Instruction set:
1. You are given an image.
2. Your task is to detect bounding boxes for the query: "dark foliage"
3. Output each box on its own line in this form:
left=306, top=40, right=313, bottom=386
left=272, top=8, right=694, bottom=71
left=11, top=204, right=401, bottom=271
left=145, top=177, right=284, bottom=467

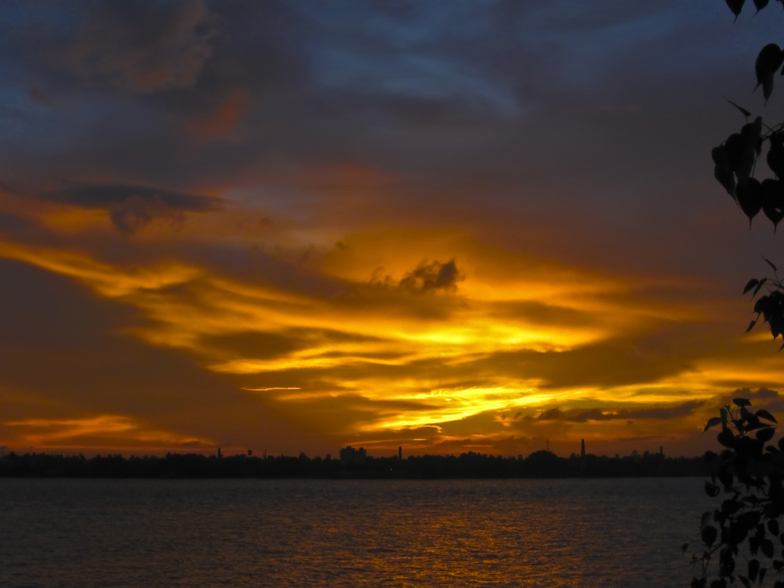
left=689, top=399, right=783, bottom=588
left=693, top=4, right=784, bottom=583
left=714, top=1, right=784, bottom=347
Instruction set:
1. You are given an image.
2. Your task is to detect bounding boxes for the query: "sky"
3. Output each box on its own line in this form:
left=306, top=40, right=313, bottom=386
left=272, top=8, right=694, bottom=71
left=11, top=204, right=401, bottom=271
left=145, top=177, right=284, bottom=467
left=2, top=0, right=784, bottom=459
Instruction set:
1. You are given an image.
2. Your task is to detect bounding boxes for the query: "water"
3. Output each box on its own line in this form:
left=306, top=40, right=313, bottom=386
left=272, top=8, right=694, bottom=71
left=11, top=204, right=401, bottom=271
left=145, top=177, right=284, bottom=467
left=1, top=478, right=711, bottom=587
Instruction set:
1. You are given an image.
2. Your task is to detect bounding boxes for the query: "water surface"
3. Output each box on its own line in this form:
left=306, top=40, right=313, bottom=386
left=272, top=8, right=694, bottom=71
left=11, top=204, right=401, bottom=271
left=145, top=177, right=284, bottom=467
left=1, top=478, right=711, bottom=587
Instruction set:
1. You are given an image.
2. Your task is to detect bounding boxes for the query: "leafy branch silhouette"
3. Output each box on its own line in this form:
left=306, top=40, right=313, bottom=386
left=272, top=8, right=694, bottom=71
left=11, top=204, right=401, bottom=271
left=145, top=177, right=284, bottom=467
left=691, top=399, right=780, bottom=588
left=711, top=0, right=784, bottom=343
left=691, top=3, right=784, bottom=587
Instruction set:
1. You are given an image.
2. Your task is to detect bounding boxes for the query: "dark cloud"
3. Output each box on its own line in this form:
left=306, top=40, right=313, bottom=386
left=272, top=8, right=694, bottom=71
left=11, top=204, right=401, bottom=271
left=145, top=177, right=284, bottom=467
left=62, top=0, right=219, bottom=93
left=532, top=400, right=705, bottom=423
left=0, top=213, right=34, bottom=233
left=372, top=259, right=464, bottom=293
left=730, top=387, right=780, bottom=401
left=724, top=388, right=784, bottom=415
left=535, top=408, right=567, bottom=421
left=198, top=327, right=389, bottom=364
left=399, top=259, right=463, bottom=292
left=590, top=401, right=702, bottom=421
left=41, top=182, right=221, bottom=233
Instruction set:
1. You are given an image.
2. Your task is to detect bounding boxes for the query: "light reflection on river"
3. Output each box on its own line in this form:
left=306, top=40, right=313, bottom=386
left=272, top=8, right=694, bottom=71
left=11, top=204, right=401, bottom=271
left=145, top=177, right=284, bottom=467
left=1, top=478, right=711, bottom=587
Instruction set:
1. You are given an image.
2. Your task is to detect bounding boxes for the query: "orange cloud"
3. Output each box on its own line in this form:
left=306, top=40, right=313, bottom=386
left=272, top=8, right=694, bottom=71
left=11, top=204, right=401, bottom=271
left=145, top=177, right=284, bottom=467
left=2, top=415, right=214, bottom=451
left=0, top=222, right=770, bottom=457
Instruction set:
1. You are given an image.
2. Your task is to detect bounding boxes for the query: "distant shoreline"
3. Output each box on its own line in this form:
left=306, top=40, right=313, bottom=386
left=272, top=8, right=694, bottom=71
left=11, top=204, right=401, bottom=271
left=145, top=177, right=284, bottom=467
left=0, top=449, right=717, bottom=479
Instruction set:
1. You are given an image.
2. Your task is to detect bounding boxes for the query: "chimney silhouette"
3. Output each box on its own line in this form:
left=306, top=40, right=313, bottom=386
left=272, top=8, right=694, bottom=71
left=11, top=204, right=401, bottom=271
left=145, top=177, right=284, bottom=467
left=581, top=439, right=585, bottom=459
left=399, top=446, right=402, bottom=461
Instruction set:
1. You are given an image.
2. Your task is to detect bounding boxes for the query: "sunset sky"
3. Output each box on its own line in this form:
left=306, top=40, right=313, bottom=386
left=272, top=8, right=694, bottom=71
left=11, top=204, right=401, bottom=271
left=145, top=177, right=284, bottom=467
left=2, top=0, right=784, bottom=458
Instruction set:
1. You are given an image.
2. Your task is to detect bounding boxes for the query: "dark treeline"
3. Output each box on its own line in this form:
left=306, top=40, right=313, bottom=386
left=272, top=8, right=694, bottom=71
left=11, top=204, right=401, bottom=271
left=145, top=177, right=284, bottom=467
left=0, top=449, right=719, bottom=479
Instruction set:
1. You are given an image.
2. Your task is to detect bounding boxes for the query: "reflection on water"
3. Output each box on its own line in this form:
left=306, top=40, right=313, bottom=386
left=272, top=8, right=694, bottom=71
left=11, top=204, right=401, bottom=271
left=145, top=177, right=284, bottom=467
left=1, top=478, right=711, bottom=587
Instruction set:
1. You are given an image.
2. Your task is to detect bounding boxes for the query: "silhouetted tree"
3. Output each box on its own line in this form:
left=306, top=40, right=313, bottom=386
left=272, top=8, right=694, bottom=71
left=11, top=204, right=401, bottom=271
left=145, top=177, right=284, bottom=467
left=713, top=1, right=784, bottom=347
left=689, top=3, right=784, bottom=585
left=691, top=398, right=781, bottom=588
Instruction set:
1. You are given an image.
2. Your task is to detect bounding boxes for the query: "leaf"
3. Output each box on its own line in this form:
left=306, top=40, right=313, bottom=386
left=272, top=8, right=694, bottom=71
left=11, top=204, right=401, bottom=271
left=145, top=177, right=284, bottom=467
left=756, top=44, right=784, bottom=101
left=713, top=143, right=737, bottom=196
left=754, top=277, right=769, bottom=296
left=728, top=99, right=752, bottom=117
left=745, top=278, right=760, bottom=293
left=721, top=553, right=735, bottom=576
left=757, top=427, right=776, bottom=442
left=726, top=132, right=754, bottom=183
left=726, top=0, right=746, bottom=18
left=718, top=427, right=736, bottom=448
left=702, top=525, right=718, bottom=547
left=734, top=398, right=753, bottom=406
left=762, top=538, right=775, bottom=558
left=764, top=256, right=778, bottom=272
left=722, top=498, right=743, bottom=515
left=749, top=558, right=760, bottom=582
left=768, top=133, right=784, bottom=178
left=756, top=408, right=778, bottom=423
left=760, top=568, right=767, bottom=585
left=762, top=179, right=784, bottom=232
left=737, top=177, right=764, bottom=223
left=747, top=319, right=758, bottom=333
left=755, top=0, right=771, bottom=12
left=705, top=481, right=720, bottom=496
left=754, top=295, right=772, bottom=316
left=768, top=518, right=779, bottom=535
left=739, top=575, right=751, bottom=588
left=705, top=417, right=723, bottom=431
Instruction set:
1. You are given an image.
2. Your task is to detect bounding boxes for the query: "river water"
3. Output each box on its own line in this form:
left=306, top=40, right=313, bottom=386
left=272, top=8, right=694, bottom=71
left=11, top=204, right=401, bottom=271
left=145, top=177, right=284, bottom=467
left=1, top=477, right=712, bottom=587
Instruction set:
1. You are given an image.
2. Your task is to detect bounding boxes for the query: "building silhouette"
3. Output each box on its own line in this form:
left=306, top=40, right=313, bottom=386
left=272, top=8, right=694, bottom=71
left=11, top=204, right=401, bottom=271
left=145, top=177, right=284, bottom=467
left=340, top=445, right=366, bottom=465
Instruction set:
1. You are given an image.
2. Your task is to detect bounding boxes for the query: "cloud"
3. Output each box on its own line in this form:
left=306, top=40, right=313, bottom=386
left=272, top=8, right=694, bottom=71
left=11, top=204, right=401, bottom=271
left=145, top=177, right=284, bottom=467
left=535, top=408, right=567, bottom=421
left=62, top=0, right=219, bottom=93
left=1, top=415, right=215, bottom=450
left=730, top=387, right=780, bottom=401
left=400, top=259, right=463, bottom=292
left=41, top=183, right=221, bottom=233
left=531, top=400, right=705, bottom=423
left=0, top=259, right=327, bottom=455
left=373, top=259, right=465, bottom=293
left=188, top=90, right=247, bottom=137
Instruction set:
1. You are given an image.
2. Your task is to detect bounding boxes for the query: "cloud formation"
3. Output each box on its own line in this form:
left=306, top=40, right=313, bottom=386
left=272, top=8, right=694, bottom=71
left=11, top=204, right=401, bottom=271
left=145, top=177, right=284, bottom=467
left=62, top=0, right=219, bottom=93
left=531, top=400, right=705, bottom=423
left=0, top=2, right=782, bottom=457
left=41, top=183, right=221, bottom=233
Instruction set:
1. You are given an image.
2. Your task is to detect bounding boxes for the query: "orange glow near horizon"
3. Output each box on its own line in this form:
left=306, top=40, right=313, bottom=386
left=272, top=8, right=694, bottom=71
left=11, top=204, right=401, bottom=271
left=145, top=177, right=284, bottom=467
left=0, top=212, right=778, bottom=459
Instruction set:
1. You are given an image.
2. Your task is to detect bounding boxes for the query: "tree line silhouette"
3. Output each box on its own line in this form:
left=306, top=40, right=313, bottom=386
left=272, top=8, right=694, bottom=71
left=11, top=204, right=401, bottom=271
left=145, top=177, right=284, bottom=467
left=0, top=449, right=716, bottom=479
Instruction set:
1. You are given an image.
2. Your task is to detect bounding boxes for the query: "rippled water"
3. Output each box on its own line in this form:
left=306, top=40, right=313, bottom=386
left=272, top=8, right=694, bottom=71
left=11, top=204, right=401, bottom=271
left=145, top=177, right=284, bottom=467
left=1, top=478, right=711, bottom=587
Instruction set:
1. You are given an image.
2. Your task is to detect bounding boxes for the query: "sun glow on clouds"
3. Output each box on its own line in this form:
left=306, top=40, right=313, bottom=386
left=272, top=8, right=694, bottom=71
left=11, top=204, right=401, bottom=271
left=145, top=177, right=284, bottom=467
left=3, top=415, right=212, bottom=450
left=6, top=1, right=784, bottom=458
left=0, top=218, right=754, bottom=455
